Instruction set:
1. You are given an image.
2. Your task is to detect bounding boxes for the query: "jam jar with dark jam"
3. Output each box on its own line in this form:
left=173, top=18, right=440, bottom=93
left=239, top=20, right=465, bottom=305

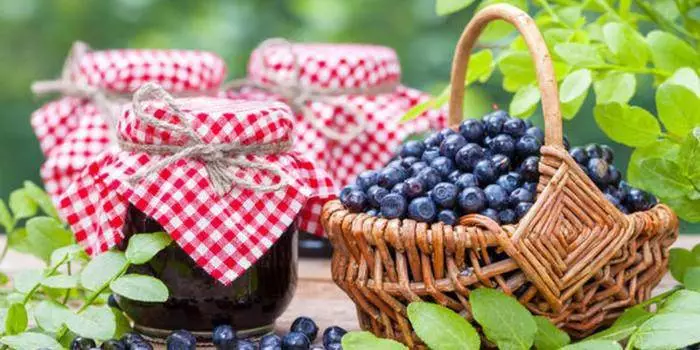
left=116, top=204, right=298, bottom=340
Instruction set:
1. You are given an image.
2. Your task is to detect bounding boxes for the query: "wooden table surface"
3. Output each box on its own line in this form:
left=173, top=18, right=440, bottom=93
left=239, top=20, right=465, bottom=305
left=2, top=235, right=698, bottom=348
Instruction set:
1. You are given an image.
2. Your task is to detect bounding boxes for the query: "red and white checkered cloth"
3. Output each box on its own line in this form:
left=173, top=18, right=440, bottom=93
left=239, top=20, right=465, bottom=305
left=31, top=46, right=227, bottom=207
left=223, top=42, right=447, bottom=235
left=59, top=94, right=334, bottom=284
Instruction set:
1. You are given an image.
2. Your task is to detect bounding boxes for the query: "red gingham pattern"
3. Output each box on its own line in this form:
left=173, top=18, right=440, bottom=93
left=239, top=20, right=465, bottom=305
left=31, top=48, right=227, bottom=208
left=59, top=97, right=334, bottom=285
left=224, top=43, right=447, bottom=235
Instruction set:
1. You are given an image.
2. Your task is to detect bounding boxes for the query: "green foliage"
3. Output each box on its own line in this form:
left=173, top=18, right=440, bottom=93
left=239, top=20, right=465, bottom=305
left=533, top=316, right=570, bottom=350
left=341, top=331, right=408, bottom=350
left=110, top=274, right=169, bottom=303
left=407, top=302, right=480, bottom=350
left=0, top=332, right=62, bottom=350
left=470, top=288, right=537, bottom=350
left=124, top=232, right=172, bottom=265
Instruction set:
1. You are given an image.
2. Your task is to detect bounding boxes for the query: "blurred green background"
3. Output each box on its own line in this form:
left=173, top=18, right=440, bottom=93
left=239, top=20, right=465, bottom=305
left=0, top=0, right=696, bottom=232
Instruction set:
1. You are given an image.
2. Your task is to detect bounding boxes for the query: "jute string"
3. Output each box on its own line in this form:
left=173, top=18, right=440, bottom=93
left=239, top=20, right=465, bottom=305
left=224, top=38, right=400, bottom=143
left=120, top=83, right=292, bottom=195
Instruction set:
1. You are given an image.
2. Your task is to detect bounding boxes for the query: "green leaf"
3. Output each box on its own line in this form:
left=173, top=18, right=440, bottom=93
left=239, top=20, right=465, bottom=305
left=684, top=267, right=700, bottom=291
left=435, top=0, right=475, bottom=16
left=665, top=67, right=700, bottom=96
left=466, top=50, right=494, bottom=85
left=679, top=128, right=700, bottom=179
left=407, top=302, right=480, bottom=350
left=0, top=272, right=8, bottom=286
left=0, top=332, right=63, bottom=350
left=499, top=51, right=536, bottom=92
left=33, top=300, right=71, bottom=332
left=8, top=189, right=38, bottom=220
left=475, top=0, right=527, bottom=42
left=41, top=274, right=79, bottom=289
left=560, top=340, right=622, bottom=350
left=594, top=72, right=636, bottom=104
left=646, top=31, right=699, bottom=72
left=509, top=85, right=540, bottom=118
left=66, top=306, right=116, bottom=341
left=533, top=316, right=570, bottom=350
left=554, top=43, right=604, bottom=67
left=665, top=195, right=700, bottom=222
left=5, top=304, right=28, bottom=335
left=6, top=228, right=32, bottom=255
left=587, top=306, right=652, bottom=341
left=593, top=103, right=662, bottom=147
left=110, top=274, right=169, bottom=302
left=627, top=139, right=680, bottom=188
left=634, top=313, right=700, bottom=350
left=559, top=69, right=591, bottom=119
left=656, top=83, right=700, bottom=136
left=80, top=250, right=128, bottom=291
left=25, top=217, right=73, bottom=262
left=13, top=269, right=44, bottom=294
left=669, top=248, right=698, bottom=283
left=638, top=158, right=693, bottom=199
left=125, top=232, right=172, bottom=264
left=0, top=199, right=13, bottom=232
left=659, top=290, right=700, bottom=314
left=50, top=244, right=86, bottom=268
left=23, top=182, right=59, bottom=220
left=470, top=288, right=537, bottom=350
left=602, top=23, right=648, bottom=68
left=111, top=307, right=132, bottom=339
left=341, top=331, right=408, bottom=350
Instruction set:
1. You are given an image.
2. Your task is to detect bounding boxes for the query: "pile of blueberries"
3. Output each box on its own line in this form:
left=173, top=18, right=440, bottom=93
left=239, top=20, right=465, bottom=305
left=340, top=110, right=656, bottom=225
left=68, top=316, right=345, bottom=350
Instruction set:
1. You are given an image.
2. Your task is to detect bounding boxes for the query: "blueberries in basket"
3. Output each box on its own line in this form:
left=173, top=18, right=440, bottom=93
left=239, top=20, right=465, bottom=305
left=323, top=326, right=347, bottom=348
left=408, top=197, right=437, bottom=222
left=378, top=166, right=408, bottom=188
left=455, top=143, right=485, bottom=171
left=455, top=173, right=479, bottom=189
left=392, top=182, right=407, bottom=195
left=100, top=339, right=127, bottom=350
left=166, top=330, right=196, bottom=350
left=326, top=343, right=343, bottom=350
left=447, top=170, right=462, bottom=184
left=431, top=182, right=459, bottom=208
left=484, top=110, right=508, bottom=136
left=497, top=172, right=521, bottom=194
left=430, top=156, right=455, bottom=178
left=367, top=185, right=389, bottom=208
left=401, top=156, right=419, bottom=168
left=498, top=209, right=517, bottom=225
left=519, top=156, right=540, bottom=182
left=339, top=184, right=361, bottom=204
left=341, top=190, right=367, bottom=213
left=410, top=161, right=429, bottom=176
left=491, top=154, right=511, bottom=174
left=356, top=170, right=378, bottom=190
left=515, top=202, right=534, bottom=219
left=421, top=147, right=441, bottom=164
left=600, top=144, right=614, bottom=163
left=459, top=119, right=485, bottom=143
left=474, top=159, right=498, bottom=185
left=503, top=118, right=526, bottom=137
left=585, top=144, right=603, bottom=159
left=381, top=193, right=408, bottom=219
left=291, top=316, right=319, bottom=342
left=480, top=208, right=500, bottom=223
left=523, top=181, right=537, bottom=193
left=509, top=187, right=534, bottom=206
left=587, top=158, right=610, bottom=187
left=525, top=126, right=544, bottom=143
left=71, top=337, right=97, bottom=350
left=515, top=135, right=542, bottom=158
left=459, top=187, right=487, bottom=213
left=489, top=134, right=515, bottom=158
left=484, top=184, right=508, bottom=210
left=403, top=177, right=426, bottom=198
left=440, top=134, right=467, bottom=159
left=569, top=147, right=588, bottom=165
left=213, top=325, right=237, bottom=350
left=400, top=140, right=425, bottom=158
left=260, top=334, right=282, bottom=349
left=424, top=133, right=443, bottom=148
left=626, top=188, right=653, bottom=212
left=417, top=167, right=441, bottom=190
left=437, top=209, right=458, bottom=225
left=281, top=331, right=311, bottom=350
left=236, top=340, right=256, bottom=350
left=607, top=165, right=621, bottom=186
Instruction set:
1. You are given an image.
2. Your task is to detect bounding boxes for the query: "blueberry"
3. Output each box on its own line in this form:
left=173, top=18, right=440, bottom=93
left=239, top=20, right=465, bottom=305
left=367, top=185, right=389, bottom=208
left=491, top=154, right=511, bottom=174
left=403, top=177, right=426, bottom=198
left=421, top=147, right=441, bottom=164
left=607, top=165, right=621, bottom=186
left=410, top=161, right=429, bottom=176
left=455, top=143, right=485, bottom=171
left=605, top=193, right=622, bottom=208
left=166, top=330, right=196, bottom=350
left=213, top=325, right=237, bottom=350
left=515, top=135, right=542, bottom=158
left=356, top=170, right=378, bottom=190
left=509, top=188, right=534, bottom=205
left=447, top=170, right=462, bottom=184
left=400, top=140, right=426, bottom=158
left=366, top=209, right=378, bottom=216
left=496, top=172, right=522, bottom=194
left=341, top=190, right=367, bottom=213
left=400, top=157, right=419, bottom=168
left=430, top=156, right=454, bottom=178
left=585, top=144, right=603, bottom=159
left=323, top=326, right=347, bottom=348
left=378, top=166, right=408, bottom=188
left=489, top=134, right=515, bottom=158
left=121, top=332, right=146, bottom=347
left=619, top=180, right=631, bottom=199
left=458, top=187, right=487, bottom=213
left=455, top=173, right=479, bottom=189
left=524, top=119, right=534, bottom=128
left=291, top=317, right=319, bottom=342
left=440, top=134, right=468, bottom=159
left=281, top=332, right=311, bottom=350
left=525, top=126, right=544, bottom=143
left=387, top=159, right=403, bottom=169
left=484, top=110, right=508, bottom=136
left=339, top=184, right=361, bottom=204
left=519, top=156, right=540, bottom=182
left=416, top=167, right=441, bottom=190
left=392, top=182, right=407, bottom=195
left=431, top=182, right=459, bottom=208
left=498, top=209, right=517, bottom=224
left=484, top=184, right=509, bottom=210
left=380, top=193, right=407, bottom=219
left=569, top=147, right=588, bottom=165
left=437, top=209, right=458, bottom=225
left=71, top=337, right=96, bottom=350
left=503, top=118, right=526, bottom=137
left=326, top=343, right=343, bottom=350
left=522, top=181, right=537, bottom=193
left=484, top=135, right=494, bottom=149
left=587, top=158, right=610, bottom=187
left=108, top=294, right=120, bottom=310
left=459, top=119, right=486, bottom=143
left=408, top=197, right=437, bottom=222
left=515, top=202, right=533, bottom=219
left=424, top=133, right=444, bottom=148
left=438, top=128, right=457, bottom=139
left=479, top=208, right=500, bottom=223
left=626, top=188, right=652, bottom=212
left=600, top=144, right=614, bottom=163
left=605, top=186, right=623, bottom=201
left=236, top=340, right=256, bottom=350
left=473, top=159, right=498, bottom=185
left=101, top=340, right=127, bottom=350
left=260, top=334, right=282, bottom=349
left=129, top=341, right=153, bottom=350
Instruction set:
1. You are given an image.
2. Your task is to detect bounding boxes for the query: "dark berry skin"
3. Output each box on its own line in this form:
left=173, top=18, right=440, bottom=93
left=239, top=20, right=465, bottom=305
left=100, top=340, right=127, bottom=350
left=392, top=183, right=407, bottom=195
left=607, top=165, right=621, bottom=186
left=458, top=187, right=487, bottom=213
left=491, top=154, right=511, bottom=174
left=410, top=161, right=429, bottom=176
left=281, top=332, right=311, bottom=350
left=71, top=337, right=97, bottom=350
left=447, top=170, right=462, bottom=184
left=455, top=173, right=479, bottom=189
left=503, top=118, right=527, bottom=137
left=605, top=193, right=622, bottom=208
left=326, top=342, right=343, bottom=350
left=129, top=341, right=154, bottom=350
left=459, top=119, right=486, bottom=143
left=323, top=326, right=347, bottom=348
left=519, top=156, right=540, bottom=182
left=431, top=182, right=459, bottom=208
left=408, top=197, right=437, bottom=222
left=484, top=184, right=509, bottom=210
left=424, top=133, right=444, bottom=148
left=421, top=147, right=441, bottom=164
left=587, top=158, right=610, bottom=187
left=400, top=140, right=426, bottom=158
left=585, top=144, right=603, bottom=159
left=236, top=340, right=256, bottom=350
left=496, top=172, right=522, bottom=194
left=489, top=134, right=515, bottom=158
left=367, top=185, right=389, bottom=208
left=522, top=181, right=537, bottom=193
left=438, top=128, right=457, bottom=139
left=378, top=166, right=408, bottom=189
left=626, top=188, right=652, bottom=212
left=437, top=209, right=458, bottom=225
left=260, top=334, right=282, bottom=349
left=417, top=167, right=441, bottom=190
left=380, top=193, right=407, bottom=219
left=339, top=184, right=361, bottom=204
left=212, top=325, right=237, bottom=350
left=455, top=143, right=485, bottom=171
left=430, top=156, right=455, bottom=178
left=356, top=170, right=378, bottom=190
left=515, top=202, right=533, bottom=219
left=515, top=135, right=542, bottom=158
left=509, top=188, right=534, bottom=206
left=121, top=332, right=146, bottom=347
left=525, top=126, right=544, bottom=143
left=480, top=208, right=500, bottom=223
left=387, top=159, right=403, bottom=169
left=403, top=177, right=426, bottom=198
left=166, top=330, right=196, bottom=350
left=366, top=209, right=378, bottom=216
left=600, top=144, right=614, bottom=163
left=484, top=110, right=509, bottom=136
left=440, top=134, right=468, bottom=159
left=291, top=317, right=319, bottom=342
left=342, top=190, right=367, bottom=213
left=569, top=147, right=588, bottom=165
left=473, top=159, right=498, bottom=185
left=498, top=209, right=517, bottom=224
left=400, top=157, right=419, bottom=168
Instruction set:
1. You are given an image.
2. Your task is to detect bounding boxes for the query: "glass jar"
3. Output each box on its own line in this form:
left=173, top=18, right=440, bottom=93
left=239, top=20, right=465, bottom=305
left=116, top=205, right=298, bottom=340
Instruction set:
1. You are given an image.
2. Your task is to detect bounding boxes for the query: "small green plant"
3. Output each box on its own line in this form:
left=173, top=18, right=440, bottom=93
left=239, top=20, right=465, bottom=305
left=342, top=242, right=700, bottom=350
left=405, top=0, right=700, bottom=222
left=0, top=183, right=172, bottom=349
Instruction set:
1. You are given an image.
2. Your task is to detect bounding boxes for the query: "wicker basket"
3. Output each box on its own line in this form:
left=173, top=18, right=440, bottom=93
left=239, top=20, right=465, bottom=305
left=321, top=4, right=679, bottom=347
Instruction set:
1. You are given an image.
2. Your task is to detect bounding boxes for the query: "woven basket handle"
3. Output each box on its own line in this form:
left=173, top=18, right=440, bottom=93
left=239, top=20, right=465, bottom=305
left=448, top=4, right=563, bottom=148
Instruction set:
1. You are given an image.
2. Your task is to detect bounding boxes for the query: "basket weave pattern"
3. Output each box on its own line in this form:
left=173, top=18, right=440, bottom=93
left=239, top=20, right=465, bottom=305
left=322, top=4, right=679, bottom=347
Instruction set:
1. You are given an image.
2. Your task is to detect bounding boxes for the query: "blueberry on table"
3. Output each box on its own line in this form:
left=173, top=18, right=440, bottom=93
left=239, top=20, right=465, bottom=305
left=323, top=326, right=347, bottom=348
left=498, top=209, right=517, bottom=224
left=423, top=133, right=444, bottom=148
left=367, top=185, right=389, bottom=208
left=416, top=167, right=441, bottom=190
left=431, top=182, right=459, bottom=208
left=281, top=332, right=311, bottom=350
left=455, top=143, right=485, bottom=171
left=491, top=154, right=511, bottom=174
left=236, top=340, right=256, bottom=350
left=473, top=159, right=498, bottom=185
left=585, top=143, right=603, bottom=159
left=260, top=334, right=282, bottom=349
left=378, top=166, right=408, bottom=188
left=484, top=110, right=508, bottom=136
left=519, top=156, right=540, bottom=182
left=400, top=140, right=426, bottom=158
left=421, top=147, right=441, bottom=164
left=121, top=332, right=146, bottom=347
left=496, top=172, right=522, bottom=194
left=587, top=158, right=610, bottom=187
left=100, top=339, right=127, bottom=350
left=410, top=161, right=429, bottom=176
left=430, top=156, right=455, bottom=178
left=459, top=119, right=486, bottom=143
left=509, top=187, right=534, bottom=206
left=503, top=118, right=526, bottom=137
left=439, top=134, right=468, bottom=159
left=213, top=325, right=237, bottom=350
left=403, top=177, right=426, bottom=198
left=600, top=144, right=614, bottom=163
left=458, top=187, right=487, bottom=213
left=341, top=190, right=367, bottom=213
left=339, top=184, right=361, bottom=204
left=290, top=316, right=319, bottom=342
left=71, top=337, right=96, bottom=350
left=166, top=330, right=196, bottom=350
left=479, top=208, right=500, bottom=223
left=455, top=173, right=479, bottom=189
left=484, top=184, right=509, bottom=210
left=569, top=147, right=588, bottom=165
left=355, top=170, right=378, bottom=190
left=515, top=202, right=533, bottom=219
left=437, top=209, right=458, bottom=225
left=525, top=126, right=544, bottom=143
left=515, top=135, right=542, bottom=158
left=408, top=197, right=437, bottom=222
left=129, top=341, right=153, bottom=350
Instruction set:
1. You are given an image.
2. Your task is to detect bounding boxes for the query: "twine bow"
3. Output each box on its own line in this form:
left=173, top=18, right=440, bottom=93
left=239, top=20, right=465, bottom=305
left=225, top=38, right=399, bottom=143
left=119, top=83, right=292, bottom=196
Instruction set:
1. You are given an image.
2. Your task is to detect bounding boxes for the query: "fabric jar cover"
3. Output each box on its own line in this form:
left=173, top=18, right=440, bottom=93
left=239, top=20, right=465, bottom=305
left=30, top=41, right=227, bottom=206
left=224, top=39, right=447, bottom=236
left=58, top=83, right=334, bottom=285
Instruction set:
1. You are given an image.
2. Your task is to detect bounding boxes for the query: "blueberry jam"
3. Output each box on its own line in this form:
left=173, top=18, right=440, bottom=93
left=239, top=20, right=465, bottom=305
left=116, top=205, right=298, bottom=340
